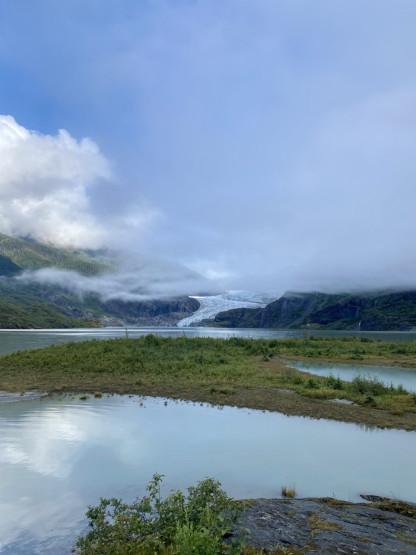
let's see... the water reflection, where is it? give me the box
[288,361,416,392]
[0,395,415,553]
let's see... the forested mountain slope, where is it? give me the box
[0,233,199,328]
[0,233,113,276]
[211,291,416,331]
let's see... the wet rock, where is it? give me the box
[232,497,416,553]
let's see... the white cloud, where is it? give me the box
[0,115,157,249]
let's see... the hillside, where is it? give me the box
[0,298,101,328]
[0,233,114,276]
[211,291,416,331]
[0,233,200,328]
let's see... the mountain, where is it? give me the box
[210,291,416,331]
[0,233,200,328]
[0,233,113,275]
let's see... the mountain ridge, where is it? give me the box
[210,290,416,331]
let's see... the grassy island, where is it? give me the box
[1,335,416,430]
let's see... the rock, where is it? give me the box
[231,497,416,553]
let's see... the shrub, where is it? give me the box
[76,474,245,554]
[326,374,337,388]
[350,375,392,397]
[305,377,320,389]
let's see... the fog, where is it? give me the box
[17,257,220,302]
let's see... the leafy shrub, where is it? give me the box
[76,474,245,554]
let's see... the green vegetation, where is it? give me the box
[308,512,342,534]
[1,336,416,429]
[0,298,102,328]
[76,473,245,554]
[0,232,113,276]
[211,290,416,331]
[281,485,296,499]
[360,495,416,519]
[0,233,199,327]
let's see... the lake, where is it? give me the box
[1,328,416,553]
[0,326,416,356]
[1,394,415,554]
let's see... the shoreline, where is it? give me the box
[1,336,416,430]
[2,385,416,433]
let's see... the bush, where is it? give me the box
[305,377,320,389]
[76,474,245,554]
[350,375,408,398]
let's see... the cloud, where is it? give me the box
[0,115,157,249]
[18,256,219,301]
[2,2,416,294]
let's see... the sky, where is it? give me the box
[1,0,416,294]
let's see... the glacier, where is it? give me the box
[176,291,278,327]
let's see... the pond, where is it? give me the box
[1,394,415,554]
[288,361,416,392]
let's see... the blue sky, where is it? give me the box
[1,0,416,293]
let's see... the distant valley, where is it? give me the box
[1,232,416,330]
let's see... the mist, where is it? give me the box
[17,256,220,303]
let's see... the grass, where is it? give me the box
[308,512,342,534]
[281,485,296,498]
[1,335,416,430]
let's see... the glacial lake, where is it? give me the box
[288,361,416,392]
[1,328,416,553]
[0,326,416,357]
[1,394,416,554]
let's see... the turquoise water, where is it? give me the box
[288,361,416,392]
[1,395,415,554]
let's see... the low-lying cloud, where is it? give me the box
[17,257,219,302]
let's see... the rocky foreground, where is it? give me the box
[233,496,416,554]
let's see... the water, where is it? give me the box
[0,327,416,357]
[288,361,416,392]
[1,329,416,553]
[1,394,415,554]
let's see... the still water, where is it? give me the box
[1,326,416,357]
[1,394,416,554]
[1,329,416,553]
[288,361,416,392]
